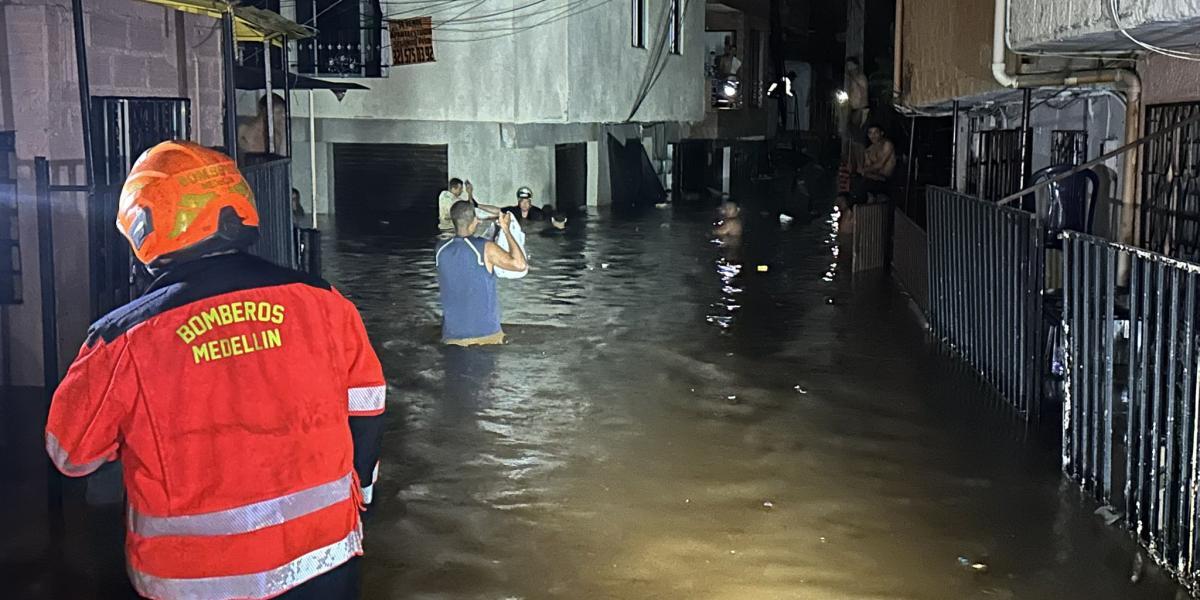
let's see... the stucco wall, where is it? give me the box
[295,0,705,126]
[1009,0,1200,51]
[899,0,999,108]
[0,0,223,387]
[290,118,651,216]
[1139,53,1200,106]
[566,0,706,124]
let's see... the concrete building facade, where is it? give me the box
[895,0,1200,248]
[285,0,706,219]
[0,0,224,388]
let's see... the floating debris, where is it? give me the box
[793,385,808,394]
[825,297,836,305]
[762,500,774,510]
[757,265,770,272]
[779,213,795,224]
[601,263,611,269]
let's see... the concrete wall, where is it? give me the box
[293,0,705,126]
[1010,0,1200,51]
[290,117,649,215]
[566,0,706,124]
[898,0,999,108]
[1140,53,1200,105]
[0,0,223,387]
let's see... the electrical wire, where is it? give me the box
[430,0,615,42]
[1108,0,1200,61]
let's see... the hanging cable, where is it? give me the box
[1109,0,1200,61]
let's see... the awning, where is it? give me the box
[234,65,370,92]
[135,0,314,43]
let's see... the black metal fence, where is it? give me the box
[1061,231,1200,584]
[892,208,928,314]
[926,187,1045,416]
[0,131,18,305]
[1141,102,1200,263]
[89,96,191,319]
[852,202,890,272]
[243,158,295,268]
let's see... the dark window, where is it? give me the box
[668,0,681,54]
[0,132,18,305]
[632,0,646,48]
[297,0,385,77]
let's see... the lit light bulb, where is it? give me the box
[834,89,849,104]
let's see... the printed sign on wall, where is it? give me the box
[389,17,435,66]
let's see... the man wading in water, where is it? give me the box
[436,201,527,346]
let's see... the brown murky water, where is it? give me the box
[1,202,1186,599]
[326,206,1183,600]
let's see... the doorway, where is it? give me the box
[333,143,447,232]
[555,143,587,214]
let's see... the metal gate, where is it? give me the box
[851,202,889,272]
[1061,231,1200,586]
[926,187,1045,416]
[243,158,295,268]
[1141,102,1200,263]
[966,128,1026,202]
[89,96,191,319]
[892,208,928,314]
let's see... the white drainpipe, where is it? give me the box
[991,0,1142,246]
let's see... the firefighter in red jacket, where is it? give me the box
[44,141,385,599]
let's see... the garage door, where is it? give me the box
[333,143,447,231]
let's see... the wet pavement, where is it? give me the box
[330,204,1184,599]
[1,199,1188,599]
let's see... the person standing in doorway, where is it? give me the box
[44,141,386,599]
[436,201,527,346]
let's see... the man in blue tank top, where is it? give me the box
[436,201,527,346]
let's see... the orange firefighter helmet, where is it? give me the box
[116,141,259,267]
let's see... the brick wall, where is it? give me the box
[0,0,224,387]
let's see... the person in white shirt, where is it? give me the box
[438,178,499,231]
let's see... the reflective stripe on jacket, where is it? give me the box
[45,253,386,599]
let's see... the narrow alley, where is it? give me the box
[325,204,1182,599]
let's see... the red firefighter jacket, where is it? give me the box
[45,253,386,599]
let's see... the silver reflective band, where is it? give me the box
[130,472,353,538]
[131,524,362,599]
[348,385,385,412]
[362,461,380,505]
[45,432,107,477]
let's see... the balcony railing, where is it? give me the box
[295,26,390,78]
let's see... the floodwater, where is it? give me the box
[328,205,1185,600]
[1,199,1187,599]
